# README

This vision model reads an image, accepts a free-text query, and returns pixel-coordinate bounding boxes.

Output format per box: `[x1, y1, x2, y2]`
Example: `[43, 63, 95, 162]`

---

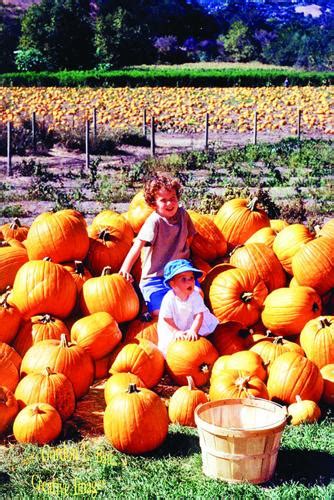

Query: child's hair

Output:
[144, 173, 182, 207]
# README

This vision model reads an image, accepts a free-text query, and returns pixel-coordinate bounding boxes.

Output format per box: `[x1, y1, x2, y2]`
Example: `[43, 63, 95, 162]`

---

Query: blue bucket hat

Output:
[163, 259, 203, 287]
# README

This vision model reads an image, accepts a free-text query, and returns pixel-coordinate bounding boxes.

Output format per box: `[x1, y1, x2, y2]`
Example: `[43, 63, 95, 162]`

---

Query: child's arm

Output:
[119, 238, 146, 282]
[185, 312, 204, 341]
[163, 317, 187, 339]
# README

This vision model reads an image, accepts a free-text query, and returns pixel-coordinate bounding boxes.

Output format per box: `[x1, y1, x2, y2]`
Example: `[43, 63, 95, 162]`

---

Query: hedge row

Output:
[0, 67, 333, 87]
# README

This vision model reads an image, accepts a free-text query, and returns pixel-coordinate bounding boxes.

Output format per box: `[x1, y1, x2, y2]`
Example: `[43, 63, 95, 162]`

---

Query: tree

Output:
[223, 21, 257, 62]
[0, 14, 21, 72]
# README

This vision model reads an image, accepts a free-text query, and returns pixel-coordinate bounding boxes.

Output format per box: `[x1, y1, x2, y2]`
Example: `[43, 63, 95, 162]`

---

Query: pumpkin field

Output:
[0, 80, 333, 499]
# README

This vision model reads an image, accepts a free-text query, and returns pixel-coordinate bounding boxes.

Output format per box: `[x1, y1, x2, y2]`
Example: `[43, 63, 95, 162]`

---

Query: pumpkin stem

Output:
[239, 328, 252, 339]
[229, 245, 244, 257]
[200, 363, 209, 373]
[32, 405, 43, 415]
[246, 197, 259, 211]
[0, 291, 11, 308]
[101, 266, 113, 276]
[186, 376, 195, 390]
[235, 375, 251, 388]
[40, 314, 54, 324]
[44, 367, 54, 377]
[295, 395, 302, 403]
[273, 336, 284, 345]
[312, 302, 320, 312]
[0, 241, 10, 248]
[99, 229, 112, 242]
[240, 292, 253, 303]
[74, 260, 85, 276]
[9, 218, 21, 229]
[319, 317, 332, 328]
[60, 333, 68, 348]
[127, 383, 140, 394]
[43, 257, 52, 262]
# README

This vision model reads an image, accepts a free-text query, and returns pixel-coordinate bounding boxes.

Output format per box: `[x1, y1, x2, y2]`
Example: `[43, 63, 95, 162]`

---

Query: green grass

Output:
[0, 413, 333, 499]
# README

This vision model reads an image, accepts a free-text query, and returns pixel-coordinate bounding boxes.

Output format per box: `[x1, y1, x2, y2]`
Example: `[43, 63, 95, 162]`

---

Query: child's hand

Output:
[184, 329, 199, 341]
[175, 330, 187, 340]
[119, 269, 133, 282]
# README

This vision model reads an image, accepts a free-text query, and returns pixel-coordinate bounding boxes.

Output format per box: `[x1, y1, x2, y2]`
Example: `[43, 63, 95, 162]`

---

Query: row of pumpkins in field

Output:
[0, 193, 333, 454]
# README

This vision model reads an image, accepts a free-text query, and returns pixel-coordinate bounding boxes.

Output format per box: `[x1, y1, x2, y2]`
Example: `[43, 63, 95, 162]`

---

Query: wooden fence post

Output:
[92, 107, 97, 144]
[31, 111, 36, 153]
[297, 109, 302, 140]
[85, 120, 90, 172]
[142, 109, 147, 139]
[7, 121, 13, 177]
[253, 111, 258, 145]
[204, 113, 209, 149]
[150, 116, 155, 157]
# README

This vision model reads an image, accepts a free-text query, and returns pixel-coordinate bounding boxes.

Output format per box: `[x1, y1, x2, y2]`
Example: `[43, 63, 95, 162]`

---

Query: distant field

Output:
[130, 62, 300, 71]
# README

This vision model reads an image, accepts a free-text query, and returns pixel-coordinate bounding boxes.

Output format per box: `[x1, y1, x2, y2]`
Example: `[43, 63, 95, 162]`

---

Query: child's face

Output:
[154, 188, 178, 219]
[170, 271, 195, 299]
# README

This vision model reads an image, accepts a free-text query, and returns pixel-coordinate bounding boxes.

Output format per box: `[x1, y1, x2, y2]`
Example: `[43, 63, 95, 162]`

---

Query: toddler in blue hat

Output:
[158, 259, 219, 357]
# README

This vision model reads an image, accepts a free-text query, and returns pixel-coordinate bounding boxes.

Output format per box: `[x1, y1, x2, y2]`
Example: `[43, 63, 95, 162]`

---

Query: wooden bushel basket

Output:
[194, 398, 288, 484]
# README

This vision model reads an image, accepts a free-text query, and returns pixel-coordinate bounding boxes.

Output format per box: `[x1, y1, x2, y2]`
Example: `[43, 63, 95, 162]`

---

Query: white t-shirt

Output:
[157, 289, 219, 357]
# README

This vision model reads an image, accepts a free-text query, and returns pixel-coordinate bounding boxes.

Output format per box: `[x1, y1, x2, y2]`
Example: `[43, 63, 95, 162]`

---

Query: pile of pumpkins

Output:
[0, 193, 333, 455]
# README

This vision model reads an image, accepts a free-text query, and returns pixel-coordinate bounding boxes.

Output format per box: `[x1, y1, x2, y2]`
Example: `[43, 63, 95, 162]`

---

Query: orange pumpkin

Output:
[270, 219, 289, 232]
[14, 367, 76, 421]
[225, 350, 267, 381]
[124, 317, 158, 345]
[267, 351, 323, 404]
[0, 290, 22, 344]
[104, 383, 168, 454]
[250, 336, 304, 373]
[272, 223, 314, 274]
[85, 229, 131, 276]
[0, 356, 19, 392]
[0, 218, 29, 242]
[245, 226, 278, 248]
[0, 385, 19, 435]
[71, 311, 122, 361]
[0, 245, 28, 292]
[320, 364, 334, 405]
[91, 210, 134, 247]
[299, 316, 334, 369]
[211, 321, 253, 356]
[13, 403, 62, 445]
[287, 395, 321, 425]
[316, 218, 334, 239]
[25, 209, 89, 263]
[291, 237, 334, 296]
[210, 355, 231, 381]
[209, 370, 269, 401]
[188, 210, 227, 262]
[214, 197, 270, 249]
[262, 287, 322, 336]
[104, 372, 145, 405]
[126, 191, 154, 234]
[166, 337, 218, 387]
[0, 342, 22, 371]
[168, 376, 208, 427]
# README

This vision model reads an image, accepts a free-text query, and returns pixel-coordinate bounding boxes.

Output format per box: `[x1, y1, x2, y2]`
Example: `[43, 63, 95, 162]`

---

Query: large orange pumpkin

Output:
[208, 267, 268, 326]
[267, 351, 323, 404]
[126, 191, 154, 234]
[0, 245, 28, 292]
[250, 336, 304, 373]
[91, 210, 134, 247]
[13, 403, 62, 445]
[299, 316, 334, 369]
[316, 218, 334, 239]
[20, 334, 94, 399]
[0, 342, 22, 371]
[272, 223, 314, 274]
[25, 209, 89, 263]
[225, 350, 267, 381]
[85, 228, 131, 276]
[0, 290, 22, 344]
[14, 367, 76, 421]
[168, 376, 208, 427]
[104, 372, 145, 405]
[229, 243, 286, 292]
[188, 210, 227, 262]
[209, 370, 269, 401]
[245, 226, 278, 248]
[124, 317, 158, 345]
[291, 237, 334, 296]
[80, 267, 139, 323]
[214, 197, 270, 249]
[9, 259, 77, 319]
[0, 356, 19, 392]
[166, 337, 218, 387]
[261, 286, 322, 336]
[211, 321, 253, 356]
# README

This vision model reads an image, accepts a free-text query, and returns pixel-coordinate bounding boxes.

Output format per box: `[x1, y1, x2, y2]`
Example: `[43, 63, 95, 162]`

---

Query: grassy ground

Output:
[0, 411, 333, 499]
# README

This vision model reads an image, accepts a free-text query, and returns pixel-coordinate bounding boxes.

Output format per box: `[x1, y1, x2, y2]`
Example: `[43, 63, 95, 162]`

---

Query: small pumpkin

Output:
[168, 376, 208, 427]
[287, 395, 321, 425]
[13, 403, 62, 445]
[0, 218, 29, 242]
[103, 383, 168, 454]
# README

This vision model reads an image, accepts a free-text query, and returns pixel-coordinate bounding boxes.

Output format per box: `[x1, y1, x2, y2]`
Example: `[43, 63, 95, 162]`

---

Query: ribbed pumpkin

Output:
[13, 403, 62, 445]
[0, 290, 22, 344]
[299, 316, 334, 369]
[0, 356, 19, 392]
[291, 237, 334, 296]
[262, 286, 322, 336]
[209, 370, 269, 401]
[124, 317, 158, 345]
[166, 337, 218, 387]
[320, 364, 334, 405]
[62, 260, 92, 293]
[191, 255, 212, 282]
[80, 267, 139, 323]
[272, 223, 314, 274]
[0, 342, 22, 371]
[287, 395, 321, 425]
[71, 312, 122, 361]
[85, 228, 131, 276]
[188, 210, 227, 262]
[13, 314, 70, 357]
[267, 351, 323, 404]
[104, 372, 145, 405]
[9, 259, 77, 319]
[168, 376, 208, 427]
[91, 210, 134, 247]
[110, 339, 164, 389]
[250, 336, 304, 373]
[0, 218, 29, 242]
[214, 197, 270, 249]
[316, 218, 334, 239]
[225, 350, 267, 381]
[0, 386, 19, 435]
[270, 219, 289, 232]
[94, 354, 112, 380]
[0, 245, 28, 292]
[210, 355, 231, 381]
[104, 383, 168, 454]
[245, 226, 278, 248]
[229, 243, 286, 292]
[208, 267, 268, 326]
[15, 367, 76, 421]
[25, 209, 89, 263]
[20, 334, 94, 399]
[126, 191, 154, 234]
[211, 321, 253, 356]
